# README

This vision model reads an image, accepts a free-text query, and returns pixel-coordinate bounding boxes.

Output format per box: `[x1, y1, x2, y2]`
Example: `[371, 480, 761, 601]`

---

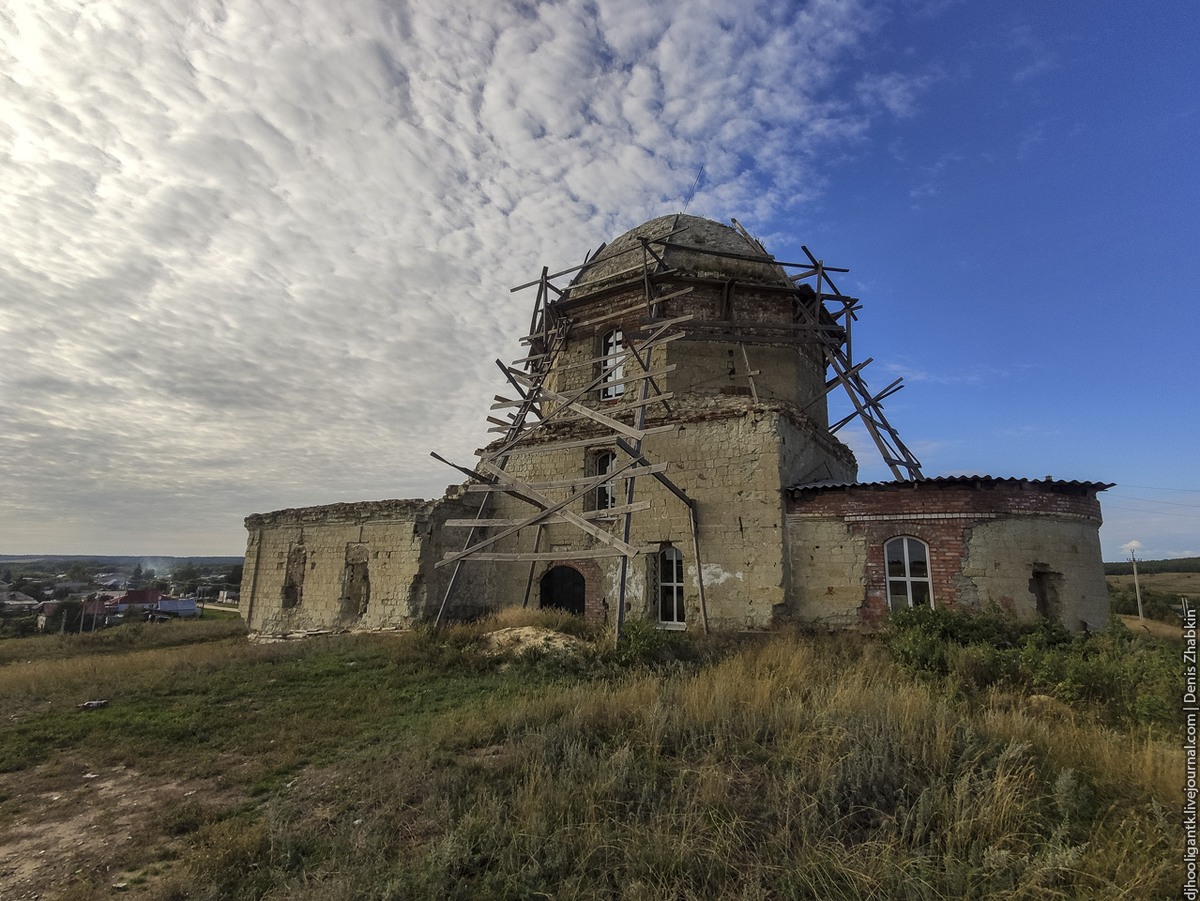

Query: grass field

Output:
[1108, 571, 1199, 598]
[0, 609, 1184, 900]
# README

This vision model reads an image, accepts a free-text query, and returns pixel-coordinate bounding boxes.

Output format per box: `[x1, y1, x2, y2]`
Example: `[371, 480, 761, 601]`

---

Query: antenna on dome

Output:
[681, 165, 704, 214]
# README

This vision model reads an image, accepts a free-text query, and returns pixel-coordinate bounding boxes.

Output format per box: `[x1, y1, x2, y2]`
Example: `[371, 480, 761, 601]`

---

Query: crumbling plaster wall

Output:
[957, 518, 1108, 630]
[240, 491, 481, 634]
[783, 481, 1108, 631]
[783, 516, 868, 628]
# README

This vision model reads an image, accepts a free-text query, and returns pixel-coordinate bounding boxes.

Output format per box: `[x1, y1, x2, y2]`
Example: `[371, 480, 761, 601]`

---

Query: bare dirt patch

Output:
[479, 626, 585, 656]
[1115, 613, 1183, 640]
[0, 757, 242, 900]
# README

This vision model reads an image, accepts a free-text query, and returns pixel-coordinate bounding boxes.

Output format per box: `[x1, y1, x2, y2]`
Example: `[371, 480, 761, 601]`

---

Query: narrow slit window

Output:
[600, 329, 625, 399]
[596, 450, 617, 511]
[659, 547, 685, 626]
[282, 544, 306, 609]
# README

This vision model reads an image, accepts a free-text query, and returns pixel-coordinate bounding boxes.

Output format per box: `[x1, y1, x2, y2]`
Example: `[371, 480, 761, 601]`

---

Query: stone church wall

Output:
[240, 491, 481, 635]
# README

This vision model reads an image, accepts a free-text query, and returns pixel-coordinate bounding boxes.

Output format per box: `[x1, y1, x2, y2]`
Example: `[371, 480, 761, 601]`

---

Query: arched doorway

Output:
[540, 565, 586, 616]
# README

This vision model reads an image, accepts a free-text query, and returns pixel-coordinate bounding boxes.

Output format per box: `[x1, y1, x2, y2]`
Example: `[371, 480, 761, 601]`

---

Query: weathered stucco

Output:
[241, 492, 481, 634]
[783, 478, 1110, 631]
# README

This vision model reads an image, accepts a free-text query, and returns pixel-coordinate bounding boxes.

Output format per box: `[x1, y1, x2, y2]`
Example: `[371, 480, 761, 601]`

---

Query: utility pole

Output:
[1130, 550, 1144, 620]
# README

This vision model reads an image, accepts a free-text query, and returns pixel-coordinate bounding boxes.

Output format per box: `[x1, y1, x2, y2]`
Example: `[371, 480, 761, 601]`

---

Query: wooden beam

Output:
[647, 238, 817, 270]
[464, 463, 669, 492]
[508, 364, 675, 394]
[549, 332, 684, 372]
[661, 332, 825, 347]
[509, 226, 688, 293]
[451, 547, 659, 562]
[641, 317, 842, 334]
[475, 459, 654, 556]
[438, 456, 662, 567]
[613, 438, 694, 510]
[476, 426, 675, 458]
[444, 501, 652, 527]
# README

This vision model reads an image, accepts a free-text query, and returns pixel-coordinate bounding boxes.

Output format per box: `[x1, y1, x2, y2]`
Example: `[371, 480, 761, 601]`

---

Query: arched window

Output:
[885, 536, 933, 609]
[595, 450, 617, 511]
[600, 329, 625, 399]
[540, 566, 586, 616]
[659, 547, 685, 625]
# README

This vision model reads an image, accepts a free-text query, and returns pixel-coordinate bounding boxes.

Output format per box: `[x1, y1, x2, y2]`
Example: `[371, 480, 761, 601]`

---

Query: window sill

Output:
[657, 622, 686, 631]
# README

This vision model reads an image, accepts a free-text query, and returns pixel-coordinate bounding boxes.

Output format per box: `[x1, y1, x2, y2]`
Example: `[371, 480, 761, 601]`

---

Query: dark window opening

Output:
[1029, 567, 1062, 621]
[540, 566, 586, 616]
[282, 544, 306, 609]
[595, 450, 617, 512]
[340, 544, 371, 619]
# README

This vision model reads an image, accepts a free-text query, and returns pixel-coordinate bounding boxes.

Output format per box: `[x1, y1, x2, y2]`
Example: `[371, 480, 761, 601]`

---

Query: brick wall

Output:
[784, 479, 1108, 630]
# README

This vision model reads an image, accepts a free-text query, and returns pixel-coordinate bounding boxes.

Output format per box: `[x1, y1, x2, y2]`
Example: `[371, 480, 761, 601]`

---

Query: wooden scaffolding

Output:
[432, 217, 923, 633]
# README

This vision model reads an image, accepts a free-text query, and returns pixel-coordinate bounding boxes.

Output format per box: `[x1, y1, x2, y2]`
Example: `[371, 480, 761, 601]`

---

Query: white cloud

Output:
[0, 0, 935, 553]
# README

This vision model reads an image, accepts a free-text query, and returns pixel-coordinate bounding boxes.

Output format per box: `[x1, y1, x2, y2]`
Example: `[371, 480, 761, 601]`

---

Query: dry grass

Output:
[0, 618, 1183, 900]
[1108, 571, 1199, 597]
[1115, 613, 1184, 640]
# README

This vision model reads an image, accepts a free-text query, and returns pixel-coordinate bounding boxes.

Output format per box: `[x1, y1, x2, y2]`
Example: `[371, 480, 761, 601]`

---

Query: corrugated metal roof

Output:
[786, 475, 1115, 494]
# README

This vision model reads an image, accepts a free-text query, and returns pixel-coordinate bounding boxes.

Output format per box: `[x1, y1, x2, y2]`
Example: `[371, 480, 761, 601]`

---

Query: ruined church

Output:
[240, 215, 1110, 636]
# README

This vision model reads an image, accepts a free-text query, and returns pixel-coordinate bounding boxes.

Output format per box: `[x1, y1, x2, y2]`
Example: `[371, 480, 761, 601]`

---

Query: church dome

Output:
[568, 214, 794, 297]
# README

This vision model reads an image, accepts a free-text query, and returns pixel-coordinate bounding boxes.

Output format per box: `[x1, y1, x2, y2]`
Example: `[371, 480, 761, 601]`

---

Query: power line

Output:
[1117, 483, 1200, 492]
[1109, 493, 1200, 510]
[1102, 502, 1200, 519]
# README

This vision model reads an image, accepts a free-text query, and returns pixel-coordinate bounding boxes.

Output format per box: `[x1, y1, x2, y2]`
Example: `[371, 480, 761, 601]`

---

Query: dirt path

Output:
[0, 757, 240, 899]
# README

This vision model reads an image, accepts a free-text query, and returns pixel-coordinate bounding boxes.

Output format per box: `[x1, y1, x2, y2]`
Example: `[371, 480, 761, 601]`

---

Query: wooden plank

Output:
[641, 317, 842, 333]
[491, 397, 544, 411]
[550, 333, 685, 372]
[647, 238, 820, 270]
[740, 344, 759, 405]
[535, 393, 673, 427]
[509, 226, 688, 293]
[824, 358, 873, 390]
[477, 426, 675, 458]
[614, 439, 694, 510]
[444, 501, 652, 528]
[464, 462, 669, 492]
[448, 547, 658, 563]
[508, 364, 675, 393]
[651, 332, 823, 347]
[509, 352, 550, 366]
[439, 457, 658, 565]
[476, 461, 652, 557]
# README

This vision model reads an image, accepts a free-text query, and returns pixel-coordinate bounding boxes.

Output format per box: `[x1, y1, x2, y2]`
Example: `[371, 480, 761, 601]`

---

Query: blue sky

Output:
[1, 0, 1196, 560]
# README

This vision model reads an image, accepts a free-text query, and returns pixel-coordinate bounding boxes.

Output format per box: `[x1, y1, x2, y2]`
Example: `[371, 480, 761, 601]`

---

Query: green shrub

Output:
[608, 618, 697, 667]
[1108, 583, 1182, 624]
[882, 607, 1180, 729]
